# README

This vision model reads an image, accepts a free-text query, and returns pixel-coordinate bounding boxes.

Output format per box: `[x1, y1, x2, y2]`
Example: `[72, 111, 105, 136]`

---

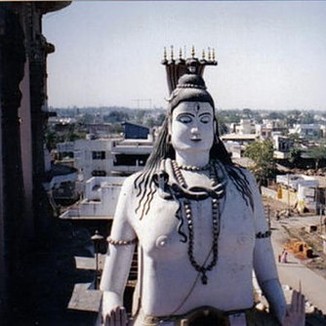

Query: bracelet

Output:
[107, 236, 138, 246]
[256, 230, 272, 239]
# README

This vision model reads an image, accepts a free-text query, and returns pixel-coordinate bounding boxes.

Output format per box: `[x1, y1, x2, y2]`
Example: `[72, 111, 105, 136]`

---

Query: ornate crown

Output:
[161, 45, 218, 93]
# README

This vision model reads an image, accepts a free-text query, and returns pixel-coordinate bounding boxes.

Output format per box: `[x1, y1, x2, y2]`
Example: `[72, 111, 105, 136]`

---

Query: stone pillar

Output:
[0, 3, 26, 318]
[0, 8, 4, 318]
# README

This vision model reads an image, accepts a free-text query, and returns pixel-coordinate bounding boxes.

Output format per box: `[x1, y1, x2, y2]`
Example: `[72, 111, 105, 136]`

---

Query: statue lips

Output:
[191, 137, 201, 142]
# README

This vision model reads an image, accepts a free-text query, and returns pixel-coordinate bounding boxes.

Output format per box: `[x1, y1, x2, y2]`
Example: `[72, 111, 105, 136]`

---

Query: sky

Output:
[43, 1, 326, 111]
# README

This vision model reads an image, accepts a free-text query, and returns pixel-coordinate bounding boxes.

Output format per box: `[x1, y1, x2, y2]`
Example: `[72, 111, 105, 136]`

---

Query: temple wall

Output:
[20, 58, 34, 238]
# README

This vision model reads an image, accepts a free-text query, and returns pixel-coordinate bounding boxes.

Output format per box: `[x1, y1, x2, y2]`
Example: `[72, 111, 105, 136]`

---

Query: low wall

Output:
[261, 186, 297, 207]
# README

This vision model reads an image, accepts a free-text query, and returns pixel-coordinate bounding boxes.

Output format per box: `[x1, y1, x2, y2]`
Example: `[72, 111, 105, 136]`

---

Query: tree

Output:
[244, 140, 275, 187]
[104, 111, 129, 123]
[307, 146, 326, 170]
[289, 147, 302, 166]
[215, 113, 228, 135]
[45, 129, 58, 151]
[267, 111, 286, 120]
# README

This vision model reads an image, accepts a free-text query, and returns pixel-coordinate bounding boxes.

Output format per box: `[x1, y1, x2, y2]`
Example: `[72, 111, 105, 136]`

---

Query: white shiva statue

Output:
[100, 73, 305, 326]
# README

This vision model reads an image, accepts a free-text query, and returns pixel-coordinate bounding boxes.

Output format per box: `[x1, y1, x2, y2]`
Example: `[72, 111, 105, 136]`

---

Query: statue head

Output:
[167, 74, 216, 157]
[145, 73, 231, 170]
[167, 73, 215, 115]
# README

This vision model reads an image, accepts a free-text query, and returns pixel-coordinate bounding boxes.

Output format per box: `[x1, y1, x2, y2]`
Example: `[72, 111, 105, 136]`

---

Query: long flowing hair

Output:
[134, 114, 253, 219]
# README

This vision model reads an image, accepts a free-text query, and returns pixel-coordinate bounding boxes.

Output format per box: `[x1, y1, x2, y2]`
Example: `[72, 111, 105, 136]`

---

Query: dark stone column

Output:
[0, 2, 26, 319]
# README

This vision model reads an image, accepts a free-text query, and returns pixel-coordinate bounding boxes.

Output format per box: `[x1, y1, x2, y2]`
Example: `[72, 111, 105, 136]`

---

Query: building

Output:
[60, 176, 124, 221]
[122, 122, 150, 139]
[276, 174, 319, 212]
[272, 135, 294, 160]
[57, 137, 153, 186]
[289, 124, 321, 139]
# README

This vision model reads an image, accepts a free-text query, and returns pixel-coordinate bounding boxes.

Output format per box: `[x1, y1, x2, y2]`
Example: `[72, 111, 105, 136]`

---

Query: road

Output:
[270, 215, 326, 314]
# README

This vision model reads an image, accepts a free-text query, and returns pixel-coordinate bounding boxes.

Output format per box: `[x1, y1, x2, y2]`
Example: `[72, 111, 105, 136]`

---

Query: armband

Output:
[255, 230, 271, 239]
[107, 237, 138, 246]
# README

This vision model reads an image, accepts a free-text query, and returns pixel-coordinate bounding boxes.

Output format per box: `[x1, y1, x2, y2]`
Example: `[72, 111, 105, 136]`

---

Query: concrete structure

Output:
[272, 135, 294, 160]
[276, 174, 319, 212]
[60, 176, 124, 220]
[58, 137, 153, 182]
[289, 123, 321, 139]
[224, 141, 242, 158]
[256, 119, 287, 140]
[235, 119, 255, 135]
[43, 162, 78, 205]
[122, 122, 150, 139]
[220, 133, 257, 145]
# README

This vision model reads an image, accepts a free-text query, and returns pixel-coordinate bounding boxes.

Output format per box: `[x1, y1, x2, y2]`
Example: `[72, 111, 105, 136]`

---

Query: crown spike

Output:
[191, 45, 195, 58]
[161, 45, 217, 93]
[163, 47, 167, 60]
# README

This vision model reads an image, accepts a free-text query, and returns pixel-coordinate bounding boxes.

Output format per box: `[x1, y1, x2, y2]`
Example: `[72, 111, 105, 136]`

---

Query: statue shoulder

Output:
[223, 163, 256, 184]
[119, 172, 142, 195]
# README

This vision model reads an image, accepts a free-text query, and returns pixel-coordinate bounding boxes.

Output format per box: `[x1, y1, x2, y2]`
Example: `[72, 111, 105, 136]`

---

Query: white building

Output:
[289, 124, 321, 139]
[276, 174, 319, 211]
[272, 135, 294, 160]
[60, 176, 125, 220]
[235, 119, 256, 135]
[57, 137, 153, 182]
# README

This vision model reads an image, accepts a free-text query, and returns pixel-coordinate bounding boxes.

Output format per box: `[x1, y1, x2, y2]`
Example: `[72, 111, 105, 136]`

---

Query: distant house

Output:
[275, 174, 319, 212]
[122, 122, 150, 139]
[272, 135, 294, 159]
[289, 124, 321, 139]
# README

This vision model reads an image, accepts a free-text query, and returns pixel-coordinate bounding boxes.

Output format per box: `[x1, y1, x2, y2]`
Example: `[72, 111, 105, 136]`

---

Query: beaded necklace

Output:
[178, 163, 211, 172]
[171, 160, 223, 285]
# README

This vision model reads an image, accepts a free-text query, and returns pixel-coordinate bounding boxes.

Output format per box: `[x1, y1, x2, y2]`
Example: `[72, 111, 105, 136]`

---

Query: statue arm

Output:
[100, 176, 137, 322]
[246, 171, 287, 323]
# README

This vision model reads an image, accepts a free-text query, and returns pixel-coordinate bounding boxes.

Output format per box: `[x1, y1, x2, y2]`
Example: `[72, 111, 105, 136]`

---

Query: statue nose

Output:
[191, 127, 200, 136]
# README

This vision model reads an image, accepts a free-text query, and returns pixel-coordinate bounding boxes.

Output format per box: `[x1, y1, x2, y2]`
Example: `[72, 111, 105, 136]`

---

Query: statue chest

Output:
[133, 185, 256, 263]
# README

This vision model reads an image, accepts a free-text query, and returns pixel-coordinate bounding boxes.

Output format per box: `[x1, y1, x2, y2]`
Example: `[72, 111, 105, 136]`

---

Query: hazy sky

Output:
[43, 1, 326, 111]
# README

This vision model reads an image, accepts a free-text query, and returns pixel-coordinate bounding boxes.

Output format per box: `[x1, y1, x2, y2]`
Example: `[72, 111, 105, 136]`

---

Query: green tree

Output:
[45, 129, 58, 151]
[267, 111, 286, 120]
[104, 111, 129, 123]
[144, 117, 155, 128]
[307, 146, 326, 170]
[244, 140, 275, 187]
[289, 147, 302, 166]
[215, 113, 228, 135]
[155, 113, 166, 126]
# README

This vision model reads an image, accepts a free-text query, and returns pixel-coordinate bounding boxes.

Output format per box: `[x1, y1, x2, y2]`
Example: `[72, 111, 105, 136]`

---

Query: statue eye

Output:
[200, 115, 211, 124]
[177, 114, 192, 124]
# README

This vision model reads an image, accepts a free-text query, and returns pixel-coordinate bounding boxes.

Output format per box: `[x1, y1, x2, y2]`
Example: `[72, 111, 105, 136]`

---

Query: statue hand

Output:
[282, 290, 305, 326]
[103, 306, 128, 326]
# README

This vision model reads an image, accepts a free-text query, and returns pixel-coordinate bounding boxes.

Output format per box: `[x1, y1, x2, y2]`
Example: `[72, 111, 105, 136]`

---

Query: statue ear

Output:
[214, 120, 217, 134]
[168, 117, 172, 136]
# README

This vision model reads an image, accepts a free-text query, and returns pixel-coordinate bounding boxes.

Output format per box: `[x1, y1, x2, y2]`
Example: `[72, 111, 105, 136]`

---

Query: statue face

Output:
[170, 101, 214, 154]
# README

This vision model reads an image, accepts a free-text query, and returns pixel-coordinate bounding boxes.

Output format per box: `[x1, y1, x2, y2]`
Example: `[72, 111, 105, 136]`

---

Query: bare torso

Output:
[130, 168, 256, 316]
